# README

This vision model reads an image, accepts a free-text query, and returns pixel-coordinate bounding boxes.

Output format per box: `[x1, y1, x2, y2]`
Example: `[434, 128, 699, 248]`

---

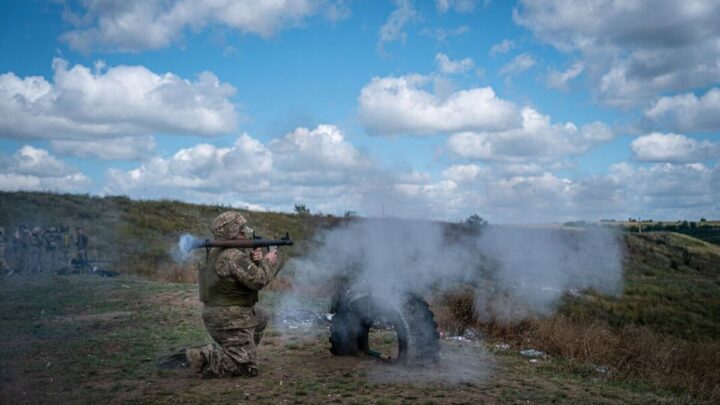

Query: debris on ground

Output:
[276, 309, 333, 329]
[519, 349, 546, 358]
[493, 343, 511, 351]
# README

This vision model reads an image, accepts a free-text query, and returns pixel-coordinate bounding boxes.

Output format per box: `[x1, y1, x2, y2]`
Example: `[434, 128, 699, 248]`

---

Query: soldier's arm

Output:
[216, 249, 277, 291]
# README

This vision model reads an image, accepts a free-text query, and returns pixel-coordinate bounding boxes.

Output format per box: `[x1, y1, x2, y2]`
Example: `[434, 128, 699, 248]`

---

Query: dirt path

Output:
[0, 273, 686, 404]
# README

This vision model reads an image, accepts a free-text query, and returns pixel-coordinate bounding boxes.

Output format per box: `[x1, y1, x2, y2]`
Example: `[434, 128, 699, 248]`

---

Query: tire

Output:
[329, 292, 440, 364]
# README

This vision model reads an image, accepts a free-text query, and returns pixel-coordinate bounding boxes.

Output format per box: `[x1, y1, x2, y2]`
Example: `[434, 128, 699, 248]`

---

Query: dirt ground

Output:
[0, 273, 692, 404]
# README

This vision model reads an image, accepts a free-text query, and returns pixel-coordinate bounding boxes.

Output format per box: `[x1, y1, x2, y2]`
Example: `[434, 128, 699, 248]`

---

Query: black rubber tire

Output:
[329, 293, 440, 364]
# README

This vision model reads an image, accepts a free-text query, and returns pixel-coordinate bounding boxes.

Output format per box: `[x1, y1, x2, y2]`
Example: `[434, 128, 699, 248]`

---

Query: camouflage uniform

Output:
[187, 211, 282, 378]
[59, 226, 70, 267]
[75, 227, 88, 270]
[29, 227, 43, 273]
[14, 226, 30, 274]
[44, 228, 58, 270]
[0, 227, 9, 275]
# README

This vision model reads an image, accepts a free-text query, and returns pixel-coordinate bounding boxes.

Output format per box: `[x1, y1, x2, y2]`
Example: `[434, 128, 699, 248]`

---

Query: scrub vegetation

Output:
[1, 191, 719, 402]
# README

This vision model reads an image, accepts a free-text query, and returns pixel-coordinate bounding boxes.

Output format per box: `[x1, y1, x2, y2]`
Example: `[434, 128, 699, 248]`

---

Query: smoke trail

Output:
[172, 233, 204, 262]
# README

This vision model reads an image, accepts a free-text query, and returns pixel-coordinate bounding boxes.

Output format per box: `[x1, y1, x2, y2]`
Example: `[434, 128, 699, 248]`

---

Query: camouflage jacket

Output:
[199, 247, 282, 307]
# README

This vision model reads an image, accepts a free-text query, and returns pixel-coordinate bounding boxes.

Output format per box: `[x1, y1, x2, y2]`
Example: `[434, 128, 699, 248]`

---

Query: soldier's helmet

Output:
[212, 211, 249, 240]
[32, 226, 41, 234]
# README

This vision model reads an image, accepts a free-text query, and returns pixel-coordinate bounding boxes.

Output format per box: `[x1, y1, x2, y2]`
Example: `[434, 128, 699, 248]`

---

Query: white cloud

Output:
[442, 164, 485, 183]
[50, 136, 156, 160]
[420, 25, 470, 42]
[0, 58, 237, 141]
[489, 39, 516, 56]
[514, 0, 720, 107]
[435, 53, 474, 74]
[644, 88, 720, 133]
[436, 0, 480, 13]
[358, 74, 519, 135]
[499, 53, 536, 76]
[546, 62, 584, 90]
[0, 146, 91, 192]
[378, 0, 418, 52]
[447, 108, 613, 162]
[61, 0, 345, 52]
[631, 133, 720, 163]
[105, 125, 376, 213]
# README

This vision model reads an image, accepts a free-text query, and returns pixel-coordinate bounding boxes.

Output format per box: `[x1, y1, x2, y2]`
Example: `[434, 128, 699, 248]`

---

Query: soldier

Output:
[0, 227, 10, 276]
[75, 226, 88, 270]
[185, 211, 282, 378]
[59, 226, 70, 267]
[44, 227, 58, 270]
[14, 225, 29, 274]
[29, 227, 43, 273]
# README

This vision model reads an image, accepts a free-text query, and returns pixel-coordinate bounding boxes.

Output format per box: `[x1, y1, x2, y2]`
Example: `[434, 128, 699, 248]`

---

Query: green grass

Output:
[559, 232, 720, 340]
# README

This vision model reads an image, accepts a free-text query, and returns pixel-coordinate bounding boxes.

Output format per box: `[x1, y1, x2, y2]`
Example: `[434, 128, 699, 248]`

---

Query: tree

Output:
[294, 203, 310, 216]
[465, 214, 488, 229]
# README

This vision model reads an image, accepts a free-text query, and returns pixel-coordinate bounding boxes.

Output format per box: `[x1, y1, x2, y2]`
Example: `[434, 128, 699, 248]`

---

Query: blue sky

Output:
[1, 0, 718, 222]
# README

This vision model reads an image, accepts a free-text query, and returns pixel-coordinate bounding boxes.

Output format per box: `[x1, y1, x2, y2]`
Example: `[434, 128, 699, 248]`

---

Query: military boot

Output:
[239, 363, 259, 377]
[185, 348, 207, 374]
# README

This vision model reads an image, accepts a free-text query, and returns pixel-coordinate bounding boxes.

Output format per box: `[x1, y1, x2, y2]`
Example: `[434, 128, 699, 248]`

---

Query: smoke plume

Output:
[287, 218, 623, 321]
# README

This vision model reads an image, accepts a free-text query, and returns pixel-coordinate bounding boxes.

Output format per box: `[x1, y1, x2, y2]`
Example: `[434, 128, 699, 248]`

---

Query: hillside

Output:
[1, 191, 719, 401]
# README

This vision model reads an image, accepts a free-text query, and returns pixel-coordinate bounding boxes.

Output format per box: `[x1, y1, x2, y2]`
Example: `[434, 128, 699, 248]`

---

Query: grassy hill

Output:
[1, 191, 719, 401]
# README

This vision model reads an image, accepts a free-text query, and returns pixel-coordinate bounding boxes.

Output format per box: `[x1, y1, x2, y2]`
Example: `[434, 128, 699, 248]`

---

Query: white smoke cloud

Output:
[288, 218, 623, 321]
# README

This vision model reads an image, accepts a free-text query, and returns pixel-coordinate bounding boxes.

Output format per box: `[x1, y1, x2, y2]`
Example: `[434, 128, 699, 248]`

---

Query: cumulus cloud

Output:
[0, 58, 237, 141]
[489, 39, 516, 56]
[546, 62, 584, 90]
[499, 53, 536, 76]
[61, 0, 346, 52]
[50, 136, 156, 161]
[0, 146, 91, 192]
[105, 125, 377, 213]
[435, 53, 474, 74]
[358, 74, 519, 135]
[514, 0, 720, 107]
[420, 25, 470, 42]
[643, 88, 720, 133]
[378, 0, 418, 52]
[436, 0, 481, 13]
[631, 133, 720, 163]
[447, 108, 613, 162]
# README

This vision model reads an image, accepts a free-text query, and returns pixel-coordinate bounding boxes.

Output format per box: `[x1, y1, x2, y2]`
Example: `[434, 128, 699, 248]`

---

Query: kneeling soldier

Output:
[186, 211, 282, 377]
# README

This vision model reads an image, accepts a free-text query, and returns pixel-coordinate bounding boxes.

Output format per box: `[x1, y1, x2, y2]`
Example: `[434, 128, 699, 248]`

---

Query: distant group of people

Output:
[0, 225, 89, 276]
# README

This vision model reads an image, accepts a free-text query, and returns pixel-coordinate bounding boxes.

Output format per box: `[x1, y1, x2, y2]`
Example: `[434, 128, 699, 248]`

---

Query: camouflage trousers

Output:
[0, 256, 9, 274]
[197, 304, 269, 378]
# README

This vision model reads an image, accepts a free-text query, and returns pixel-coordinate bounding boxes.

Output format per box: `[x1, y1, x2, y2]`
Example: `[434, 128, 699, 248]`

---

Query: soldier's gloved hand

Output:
[265, 250, 277, 266]
[251, 248, 263, 263]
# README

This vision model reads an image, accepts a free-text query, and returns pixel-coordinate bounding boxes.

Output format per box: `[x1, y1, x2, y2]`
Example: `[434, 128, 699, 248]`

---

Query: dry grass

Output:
[530, 317, 720, 400]
[435, 303, 720, 400]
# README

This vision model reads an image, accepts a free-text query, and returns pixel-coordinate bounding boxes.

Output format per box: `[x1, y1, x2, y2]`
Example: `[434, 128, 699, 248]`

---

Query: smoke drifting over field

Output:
[287, 218, 623, 320]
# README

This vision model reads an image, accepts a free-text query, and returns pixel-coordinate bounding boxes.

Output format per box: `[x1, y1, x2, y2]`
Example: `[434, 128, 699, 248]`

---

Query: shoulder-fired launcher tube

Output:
[192, 233, 293, 249]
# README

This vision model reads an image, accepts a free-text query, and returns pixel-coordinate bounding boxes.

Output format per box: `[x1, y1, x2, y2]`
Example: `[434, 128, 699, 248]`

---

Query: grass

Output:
[2, 191, 719, 402]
